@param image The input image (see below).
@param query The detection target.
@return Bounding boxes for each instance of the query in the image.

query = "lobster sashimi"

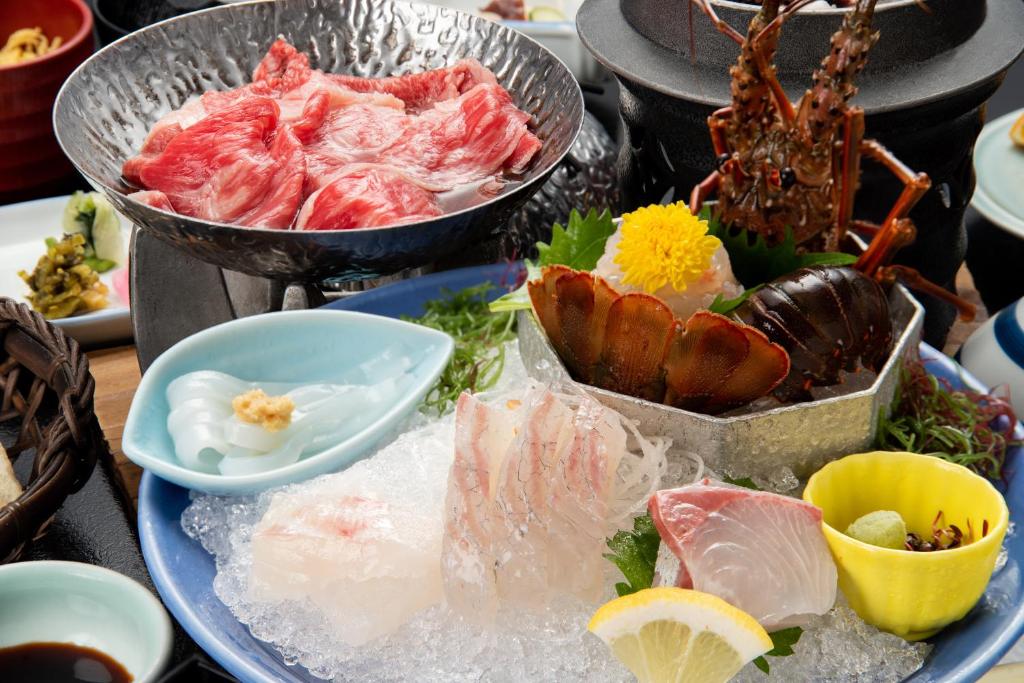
[527,266,790,415]
[441,385,667,620]
[650,481,838,630]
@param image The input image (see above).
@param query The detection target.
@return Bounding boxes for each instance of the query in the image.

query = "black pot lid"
[578,0,1024,114]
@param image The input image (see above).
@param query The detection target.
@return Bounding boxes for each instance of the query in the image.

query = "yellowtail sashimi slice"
[649,482,837,630]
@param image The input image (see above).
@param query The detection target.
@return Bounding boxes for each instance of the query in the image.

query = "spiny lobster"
[687,0,973,320]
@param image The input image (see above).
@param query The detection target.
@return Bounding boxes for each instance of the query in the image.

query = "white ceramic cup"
[959,297,1024,415]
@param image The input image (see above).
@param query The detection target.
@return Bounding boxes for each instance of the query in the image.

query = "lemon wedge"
[588,587,772,683]
[1012,113,1024,149]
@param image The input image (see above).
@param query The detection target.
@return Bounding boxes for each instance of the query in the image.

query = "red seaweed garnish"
[875,350,1021,483]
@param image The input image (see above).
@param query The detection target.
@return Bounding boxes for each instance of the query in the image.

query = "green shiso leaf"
[753,627,804,674]
[536,208,616,272]
[604,512,661,597]
[707,285,763,316]
[722,475,761,491]
[702,207,856,287]
[489,209,616,313]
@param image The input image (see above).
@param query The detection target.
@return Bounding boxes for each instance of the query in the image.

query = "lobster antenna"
[856,0,879,18]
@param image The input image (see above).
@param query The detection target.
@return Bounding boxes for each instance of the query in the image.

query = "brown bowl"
[0,0,93,199]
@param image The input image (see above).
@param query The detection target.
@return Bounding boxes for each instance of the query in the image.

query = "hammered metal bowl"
[53,0,584,282]
[519,284,924,484]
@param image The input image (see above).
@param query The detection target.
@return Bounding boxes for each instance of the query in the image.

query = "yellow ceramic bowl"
[803,451,1009,641]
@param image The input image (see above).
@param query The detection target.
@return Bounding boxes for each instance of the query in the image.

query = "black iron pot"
[578,0,1024,345]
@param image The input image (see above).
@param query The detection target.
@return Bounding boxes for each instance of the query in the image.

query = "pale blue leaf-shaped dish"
[122,310,453,495]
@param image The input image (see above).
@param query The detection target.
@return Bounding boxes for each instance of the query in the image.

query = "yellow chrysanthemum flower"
[614,202,721,294]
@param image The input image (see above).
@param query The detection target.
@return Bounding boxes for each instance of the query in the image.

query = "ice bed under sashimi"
[183,344,934,682]
[123,40,542,231]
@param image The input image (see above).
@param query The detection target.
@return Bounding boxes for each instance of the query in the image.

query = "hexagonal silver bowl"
[518,283,923,482]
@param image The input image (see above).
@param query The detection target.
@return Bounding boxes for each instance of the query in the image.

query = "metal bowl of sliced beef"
[52,0,583,282]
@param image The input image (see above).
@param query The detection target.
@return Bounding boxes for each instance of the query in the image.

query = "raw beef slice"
[123,98,305,229]
[296,168,442,230]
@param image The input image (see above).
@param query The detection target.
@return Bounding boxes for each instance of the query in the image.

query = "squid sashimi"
[249,419,455,646]
[165,345,416,475]
[442,384,668,620]
[649,481,837,630]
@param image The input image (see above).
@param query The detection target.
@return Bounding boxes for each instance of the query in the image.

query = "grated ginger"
[232,389,294,432]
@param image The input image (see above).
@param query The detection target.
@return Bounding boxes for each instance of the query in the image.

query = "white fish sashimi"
[441,383,670,620]
[165,368,414,476]
[649,482,838,630]
[493,390,575,608]
[441,393,516,620]
[249,418,454,646]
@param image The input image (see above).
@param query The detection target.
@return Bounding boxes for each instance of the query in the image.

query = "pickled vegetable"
[19,234,109,320]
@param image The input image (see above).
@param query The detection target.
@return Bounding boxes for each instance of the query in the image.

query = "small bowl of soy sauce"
[0,561,172,682]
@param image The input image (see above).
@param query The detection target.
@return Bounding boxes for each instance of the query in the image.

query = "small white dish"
[0,195,132,346]
[0,560,173,683]
[972,109,1024,239]
[959,296,1024,416]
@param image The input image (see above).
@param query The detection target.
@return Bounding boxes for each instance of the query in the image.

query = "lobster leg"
[853,139,931,276]
[853,140,975,321]
[836,108,866,244]
[690,172,721,215]
[690,0,745,45]
[850,219,882,236]
[690,107,733,213]
[878,265,977,322]
[709,106,732,156]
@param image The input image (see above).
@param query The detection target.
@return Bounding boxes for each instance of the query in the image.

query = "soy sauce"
[0,642,133,682]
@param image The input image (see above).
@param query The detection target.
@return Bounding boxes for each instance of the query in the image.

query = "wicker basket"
[0,298,100,562]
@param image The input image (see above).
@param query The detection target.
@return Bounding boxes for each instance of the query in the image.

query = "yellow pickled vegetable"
[19,234,109,320]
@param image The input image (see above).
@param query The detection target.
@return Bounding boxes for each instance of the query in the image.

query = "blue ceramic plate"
[123,309,453,495]
[138,264,1024,683]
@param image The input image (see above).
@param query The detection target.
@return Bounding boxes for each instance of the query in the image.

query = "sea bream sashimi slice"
[441,384,669,621]
[250,418,455,647]
[441,392,518,620]
[492,390,575,609]
[649,482,838,630]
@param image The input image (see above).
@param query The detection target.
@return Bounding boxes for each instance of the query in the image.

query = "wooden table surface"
[88,344,143,503]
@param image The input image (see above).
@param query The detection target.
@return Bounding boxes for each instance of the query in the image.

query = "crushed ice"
[182,343,930,682]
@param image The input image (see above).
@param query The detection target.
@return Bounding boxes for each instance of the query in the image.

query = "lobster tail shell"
[599,294,676,403]
[735,265,893,401]
[529,266,790,415]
